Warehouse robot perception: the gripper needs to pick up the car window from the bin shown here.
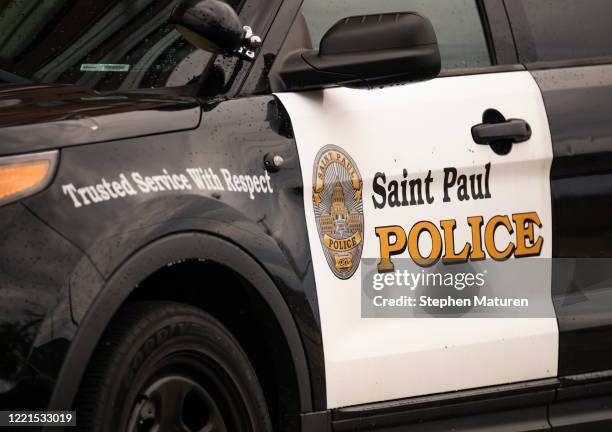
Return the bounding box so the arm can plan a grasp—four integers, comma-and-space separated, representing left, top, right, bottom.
506, 0, 612, 64
0, 0, 241, 92
302, 0, 491, 70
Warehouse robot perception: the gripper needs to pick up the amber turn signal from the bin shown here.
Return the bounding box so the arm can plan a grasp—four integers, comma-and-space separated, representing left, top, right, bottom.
0, 151, 58, 206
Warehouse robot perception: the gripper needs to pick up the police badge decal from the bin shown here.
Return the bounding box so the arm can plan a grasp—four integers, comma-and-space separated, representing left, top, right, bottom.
312, 145, 364, 280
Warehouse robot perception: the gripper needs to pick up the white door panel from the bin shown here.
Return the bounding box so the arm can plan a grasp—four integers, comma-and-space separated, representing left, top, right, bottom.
276, 71, 558, 409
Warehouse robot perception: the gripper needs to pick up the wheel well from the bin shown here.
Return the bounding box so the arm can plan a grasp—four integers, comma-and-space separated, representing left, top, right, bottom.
126, 259, 301, 432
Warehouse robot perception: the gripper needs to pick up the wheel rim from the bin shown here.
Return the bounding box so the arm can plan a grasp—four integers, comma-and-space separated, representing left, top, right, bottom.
125, 353, 247, 432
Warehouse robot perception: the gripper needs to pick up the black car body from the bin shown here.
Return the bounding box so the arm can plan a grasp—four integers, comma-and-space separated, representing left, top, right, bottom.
1, 0, 612, 431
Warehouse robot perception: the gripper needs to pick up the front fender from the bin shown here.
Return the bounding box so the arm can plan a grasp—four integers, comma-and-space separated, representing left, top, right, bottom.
22, 95, 326, 412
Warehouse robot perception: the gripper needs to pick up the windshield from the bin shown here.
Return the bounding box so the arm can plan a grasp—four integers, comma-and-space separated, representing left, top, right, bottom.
0, 0, 239, 92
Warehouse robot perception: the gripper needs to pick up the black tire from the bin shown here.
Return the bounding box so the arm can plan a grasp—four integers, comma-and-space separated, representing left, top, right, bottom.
74, 301, 272, 432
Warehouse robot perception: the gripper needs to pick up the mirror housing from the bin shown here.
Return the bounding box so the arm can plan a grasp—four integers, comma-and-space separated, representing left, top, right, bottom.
170, 0, 261, 60
277, 12, 441, 91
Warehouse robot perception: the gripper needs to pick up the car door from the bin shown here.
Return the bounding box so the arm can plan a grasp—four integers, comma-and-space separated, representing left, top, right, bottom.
274, 0, 559, 409
504, 1, 612, 429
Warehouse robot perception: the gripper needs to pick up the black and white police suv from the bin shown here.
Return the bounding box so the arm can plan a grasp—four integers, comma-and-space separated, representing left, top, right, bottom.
1, 0, 611, 430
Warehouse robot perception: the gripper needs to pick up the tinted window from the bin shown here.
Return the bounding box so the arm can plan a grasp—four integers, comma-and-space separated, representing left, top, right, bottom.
508, 0, 612, 63
302, 0, 491, 70
0, 0, 240, 91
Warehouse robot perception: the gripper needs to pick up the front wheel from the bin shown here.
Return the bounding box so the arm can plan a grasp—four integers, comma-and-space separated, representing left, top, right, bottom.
75, 301, 271, 432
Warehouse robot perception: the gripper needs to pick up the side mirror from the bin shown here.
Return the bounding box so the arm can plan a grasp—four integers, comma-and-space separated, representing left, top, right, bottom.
277, 12, 441, 91
170, 0, 261, 60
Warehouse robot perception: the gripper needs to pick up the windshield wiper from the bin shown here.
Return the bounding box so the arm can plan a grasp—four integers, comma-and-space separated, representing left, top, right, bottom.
0, 69, 32, 85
